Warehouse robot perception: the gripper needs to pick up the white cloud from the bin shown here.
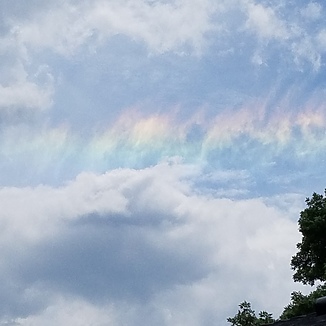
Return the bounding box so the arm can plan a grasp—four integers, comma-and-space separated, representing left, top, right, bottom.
7, 0, 217, 56
0, 36, 54, 111
245, 2, 289, 40
88, 0, 216, 54
239, 1, 326, 70
291, 36, 322, 71
0, 0, 325, 101
0, 0, 218, 112
300, 2, 322, 20
0, 80, 53, 111
0, 163, 303, 325
12, 3, 93, 57
251, 51, 266, 66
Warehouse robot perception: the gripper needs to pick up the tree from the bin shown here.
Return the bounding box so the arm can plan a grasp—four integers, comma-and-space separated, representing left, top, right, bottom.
257, 311, 274, 325
280, 284, 326, 319
282, 190, 326, 319
291, 190, 326, 285
227, 301, 274, 326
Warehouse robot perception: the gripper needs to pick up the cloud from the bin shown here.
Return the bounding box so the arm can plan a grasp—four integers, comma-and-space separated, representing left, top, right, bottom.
12, 298, 118, 326
239, 1, 326, 70
0, 79, 53, 111
0, 2, 325, 325
316, 29, 326, 51
0, 0, 325, 119
0, 0, 219, 114
244, 2, 289, 40
0, 163, 303, 324
300, 2, 322, 20
2, 0, 323, 65
291, 35, 322, 71
0, 100, 326, 189
0, 38, 54, 112
6, 0, 217, 56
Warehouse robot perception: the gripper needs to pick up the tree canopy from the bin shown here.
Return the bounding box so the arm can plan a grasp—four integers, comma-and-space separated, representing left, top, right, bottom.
291, 190, 326, 285
280, 284, 326, 320
228, 190, 326, 325
227, 301, 274, 326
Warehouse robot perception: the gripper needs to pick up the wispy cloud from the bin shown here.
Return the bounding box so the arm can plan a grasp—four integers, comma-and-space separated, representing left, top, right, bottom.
0, 100, 325, 190
6, 0, 217, 56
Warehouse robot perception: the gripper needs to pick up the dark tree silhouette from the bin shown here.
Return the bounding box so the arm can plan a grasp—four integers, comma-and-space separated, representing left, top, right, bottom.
291, 190, 326, 285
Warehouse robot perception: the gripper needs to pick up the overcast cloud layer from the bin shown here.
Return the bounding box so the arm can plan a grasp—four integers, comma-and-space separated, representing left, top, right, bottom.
1, 1, 326, 325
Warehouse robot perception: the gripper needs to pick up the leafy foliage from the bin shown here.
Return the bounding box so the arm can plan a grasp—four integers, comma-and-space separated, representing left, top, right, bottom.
227, 301, 274, 326
228, 191, 326, 325
280, 284, 326, 319
257, 311, 274, 325
291, 190, 326, 285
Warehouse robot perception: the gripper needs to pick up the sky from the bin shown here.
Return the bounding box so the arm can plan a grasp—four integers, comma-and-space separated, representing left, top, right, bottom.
0, 0, 326, 325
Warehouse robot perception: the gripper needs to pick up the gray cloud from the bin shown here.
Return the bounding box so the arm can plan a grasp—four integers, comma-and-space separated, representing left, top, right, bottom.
0, 164, 302, 324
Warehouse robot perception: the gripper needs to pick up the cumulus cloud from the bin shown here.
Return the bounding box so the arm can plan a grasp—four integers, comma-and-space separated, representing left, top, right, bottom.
0, 163, 302, 325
